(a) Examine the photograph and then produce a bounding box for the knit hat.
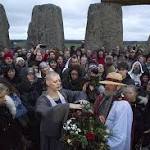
[4,53,13,60]
[16,57,25,64]
[26,67,35,75]
[39,62,49,69]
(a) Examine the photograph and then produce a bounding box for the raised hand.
[69,103,83,110]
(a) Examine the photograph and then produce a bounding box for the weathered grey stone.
[148,35,150,42]
[85,3,123,51]
[0,4,10,49]
[102,0,150,6]
[27,4,64,50]
[146,35,150,54]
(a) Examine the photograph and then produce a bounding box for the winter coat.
[122,74,135,85]
[18,78,42,112]
[0,104,24,150]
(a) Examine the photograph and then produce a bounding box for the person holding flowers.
[36,71,87,150]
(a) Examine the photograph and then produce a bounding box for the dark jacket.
[15,65,28,80]
[0,104,24,150]
[144,94,150,130]
[122,73,135,85]
[4,76,21,89]
[18,78,42,112]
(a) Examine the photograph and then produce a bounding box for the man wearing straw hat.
[94,72,133,150]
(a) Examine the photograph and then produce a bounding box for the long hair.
[0,78,19,96]
[3,65,17,79]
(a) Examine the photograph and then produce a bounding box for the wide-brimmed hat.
[99,72,126,86]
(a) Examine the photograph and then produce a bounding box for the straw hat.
[99,72,126,86]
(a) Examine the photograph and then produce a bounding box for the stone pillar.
[102,0,150,6]
[27,4,64,50]
[146,35,150,54]
[0,4,10,49]
[85,3,123,51]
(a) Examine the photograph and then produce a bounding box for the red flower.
[85,132,95,141]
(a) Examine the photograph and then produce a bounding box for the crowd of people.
[0,43,149,150]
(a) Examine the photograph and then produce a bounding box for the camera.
[39,44,47,49]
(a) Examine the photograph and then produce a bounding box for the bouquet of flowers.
[62,103,110,150]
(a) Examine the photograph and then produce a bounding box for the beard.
[133,68,141,75]
[105,90,114,96]
[71,79,81,86]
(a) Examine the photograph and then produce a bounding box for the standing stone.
[147,35,150,46]
[27,4,64,50]
[147,35,150,43]
[102,0,150,6]
[146,35,150,54]
[85,3,123,51]
[0,4,10,49]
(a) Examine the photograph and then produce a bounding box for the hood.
[128,61,144,76]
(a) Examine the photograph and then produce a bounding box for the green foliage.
[62,103,110,150]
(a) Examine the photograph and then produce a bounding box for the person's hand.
[138,96,148,106]
[82,83,88,92]
[99,115,106,124]
[89,85,94,91]
[69,103,82,110]
[78,100,90,105]
[76,110,82,116]
[144,129,150,134]
[36,44,41,49]
[33,44,41,55]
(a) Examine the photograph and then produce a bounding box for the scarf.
[46,91,66,107]
[94,95,113,122]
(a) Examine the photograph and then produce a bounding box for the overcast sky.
[1,0,150,41]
